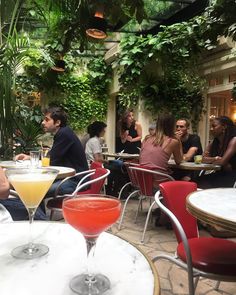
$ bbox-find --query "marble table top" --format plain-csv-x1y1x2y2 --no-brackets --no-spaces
0,160,75,179
102,152,140,159
187,188,236,232
0,222,159,295
168,159,221,171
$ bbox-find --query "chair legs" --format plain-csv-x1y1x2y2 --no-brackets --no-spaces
141,200,156,243
214,281,220,290
118,190,140,230
118,182,131,199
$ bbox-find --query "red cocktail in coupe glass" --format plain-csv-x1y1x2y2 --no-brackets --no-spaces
63,194,121,295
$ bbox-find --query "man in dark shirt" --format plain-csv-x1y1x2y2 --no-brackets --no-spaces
16,106,88,196
173,118,203,180
175,118,202,161
42,106,88,172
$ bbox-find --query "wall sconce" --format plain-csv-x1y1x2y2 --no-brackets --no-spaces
86,11,107,40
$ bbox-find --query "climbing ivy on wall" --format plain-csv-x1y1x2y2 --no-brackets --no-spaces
117,15,210,130
59,57,112,131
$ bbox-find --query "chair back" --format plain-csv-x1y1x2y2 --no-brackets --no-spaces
90,161,103,169
75,168,110,195
129,165,174,196
159,181,198,243
123,162,139,188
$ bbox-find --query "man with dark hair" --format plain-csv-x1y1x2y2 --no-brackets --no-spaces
16,106,88,196
174,118,203,180
175,118,202,161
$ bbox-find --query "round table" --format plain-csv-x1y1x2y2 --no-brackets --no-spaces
0,161,75,179
168,159,221,171
102,152,140,160
0,222,160,295
187,188,236,233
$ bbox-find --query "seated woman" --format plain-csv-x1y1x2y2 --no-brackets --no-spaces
197,116,236,188
85,121,129,196
85,121,107,163
116,109,142,154
140,113,183,174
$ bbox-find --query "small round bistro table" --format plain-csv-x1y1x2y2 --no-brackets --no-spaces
186,188,236,233
0,161,75,179
0,222,160,295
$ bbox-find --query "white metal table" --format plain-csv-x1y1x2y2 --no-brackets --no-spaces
187,188,236,233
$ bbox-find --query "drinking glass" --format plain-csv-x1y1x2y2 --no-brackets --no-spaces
30,150,40,167
194,155,203,164
6,167,58,259
41,148,50,167
63,194,121,295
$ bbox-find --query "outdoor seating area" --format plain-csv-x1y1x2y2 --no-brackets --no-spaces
1,1,236,295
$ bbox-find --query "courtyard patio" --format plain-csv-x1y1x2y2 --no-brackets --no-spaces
113,198,236,295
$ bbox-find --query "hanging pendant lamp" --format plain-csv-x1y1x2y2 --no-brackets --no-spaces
86,11,107,40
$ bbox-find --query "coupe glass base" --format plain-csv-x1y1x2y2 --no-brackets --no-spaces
70,273,110,295
11,243,49,259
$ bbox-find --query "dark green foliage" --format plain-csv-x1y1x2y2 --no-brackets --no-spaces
117,16,209,130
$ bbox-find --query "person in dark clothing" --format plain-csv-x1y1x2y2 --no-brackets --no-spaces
197,116,236,188
175,118,202,161
16,106,88,197
116,109,142,154
173,118,203,180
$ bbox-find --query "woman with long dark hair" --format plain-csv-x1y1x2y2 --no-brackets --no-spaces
199,116,236,188
117,109,142,154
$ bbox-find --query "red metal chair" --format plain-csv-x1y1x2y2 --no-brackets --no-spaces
117,161,140,200
118,165,174,243
153,181,236,295
46,168,110,220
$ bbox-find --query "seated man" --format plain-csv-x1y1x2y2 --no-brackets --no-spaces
16,106,89,197
173,118,203,180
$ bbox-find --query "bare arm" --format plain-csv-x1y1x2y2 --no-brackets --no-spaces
203,138,236,168
183,147,198,161
15,153,30,160
0,168,10,199
127,122,142,143
172,139,183,165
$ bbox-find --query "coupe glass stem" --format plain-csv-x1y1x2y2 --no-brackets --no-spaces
28,208,36,253
85,237,97,288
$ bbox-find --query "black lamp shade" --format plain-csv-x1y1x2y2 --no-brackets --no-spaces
86,16,107,39
51,60,66,72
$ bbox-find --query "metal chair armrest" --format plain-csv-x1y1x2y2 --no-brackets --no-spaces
54,169,95,198
72,169,110,196
9,189,19,198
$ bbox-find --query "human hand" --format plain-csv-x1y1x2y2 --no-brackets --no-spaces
126,135,133,142
175,131,183,139
15,153,30,161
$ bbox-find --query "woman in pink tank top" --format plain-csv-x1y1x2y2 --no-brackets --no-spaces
140,113,183,174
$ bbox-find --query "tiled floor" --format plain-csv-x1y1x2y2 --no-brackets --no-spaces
112,199,236,295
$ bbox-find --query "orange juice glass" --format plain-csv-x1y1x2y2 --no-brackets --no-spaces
41,148,50,167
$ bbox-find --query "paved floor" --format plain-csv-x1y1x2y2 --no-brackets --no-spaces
112,199,236,295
